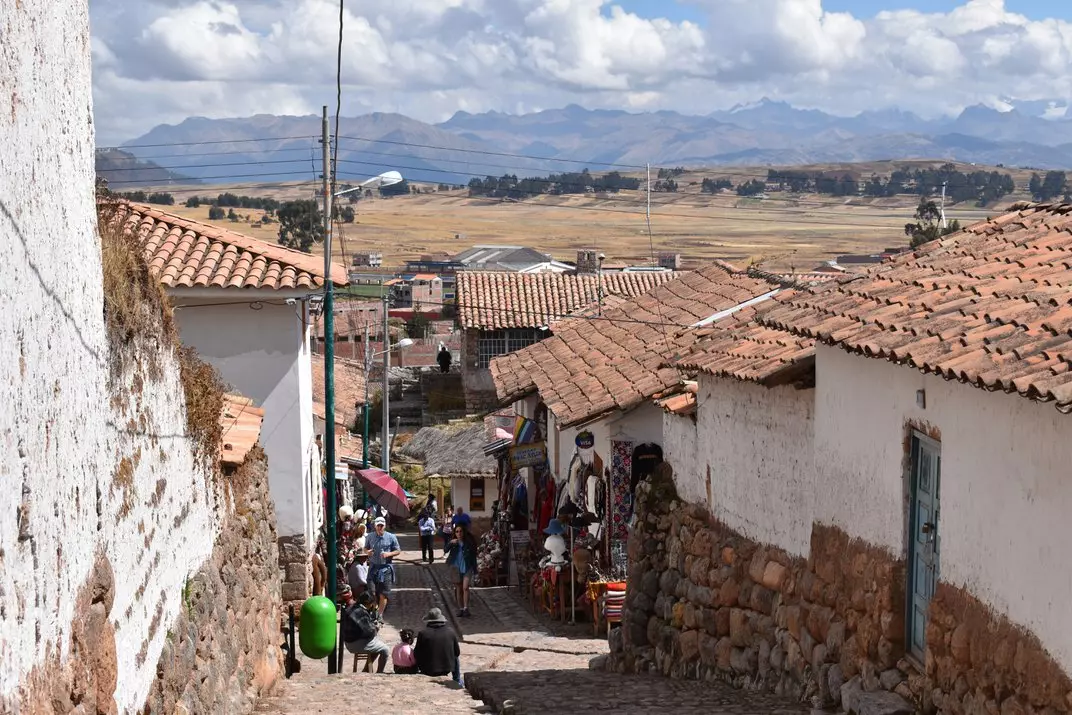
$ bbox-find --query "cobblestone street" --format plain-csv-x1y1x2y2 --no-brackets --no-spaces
255,532,811,715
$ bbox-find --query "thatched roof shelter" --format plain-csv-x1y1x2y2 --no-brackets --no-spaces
398,422,497,478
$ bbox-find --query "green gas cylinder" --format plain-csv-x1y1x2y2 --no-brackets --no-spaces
298,596,337,659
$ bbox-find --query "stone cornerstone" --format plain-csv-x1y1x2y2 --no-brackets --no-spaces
605,469,1072,715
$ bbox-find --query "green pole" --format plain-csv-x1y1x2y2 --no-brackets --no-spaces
362,323,370,469
320,106,338,675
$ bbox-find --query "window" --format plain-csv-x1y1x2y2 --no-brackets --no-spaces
477,328,544,368
469,479,486,512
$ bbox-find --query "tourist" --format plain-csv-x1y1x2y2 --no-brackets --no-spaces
365,516,401,615
414,608,462,686
418,511,437,564
392,628,418,674
340,589,389,673
446,525,477,617
451,506,472,530
347,548,369,598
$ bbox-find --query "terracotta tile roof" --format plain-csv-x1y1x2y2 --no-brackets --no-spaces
654,382,698,416
670,306,816,385
759,202,1072,411
311,354,369,429
457,271,679,330
490,263,782,426
114,202,348,290
220,395,264,466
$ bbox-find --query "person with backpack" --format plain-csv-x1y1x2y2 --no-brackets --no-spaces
340,588,389,673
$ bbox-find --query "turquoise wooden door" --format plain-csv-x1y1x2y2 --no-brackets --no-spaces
907,433,941,661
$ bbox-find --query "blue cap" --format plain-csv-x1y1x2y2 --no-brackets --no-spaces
543,518,565,535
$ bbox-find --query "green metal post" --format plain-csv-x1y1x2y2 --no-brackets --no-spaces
320,105,338,675
362,323,370,469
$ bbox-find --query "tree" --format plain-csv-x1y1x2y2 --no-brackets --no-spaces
276,199,324,253
1030,171,1067,202
904,200,960,248
226,208,239,222
338,205,355,223
736,179,765,197
207,206,225,220
701,178,733,194
185,196,201,208
379,179,410,197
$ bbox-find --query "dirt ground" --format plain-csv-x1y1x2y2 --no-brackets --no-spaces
145,161,1029,273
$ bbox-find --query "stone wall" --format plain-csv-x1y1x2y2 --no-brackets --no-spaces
606,470,1072,714
461,328,499,412
142,447,282,714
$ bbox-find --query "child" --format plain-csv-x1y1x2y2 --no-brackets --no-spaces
392,628,418,674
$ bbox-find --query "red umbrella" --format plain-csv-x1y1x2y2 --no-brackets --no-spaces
355,468,410,518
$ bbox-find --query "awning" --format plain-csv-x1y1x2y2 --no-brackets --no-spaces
483,438,512,456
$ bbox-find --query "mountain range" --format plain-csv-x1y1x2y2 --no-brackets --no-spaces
105,99,1072,187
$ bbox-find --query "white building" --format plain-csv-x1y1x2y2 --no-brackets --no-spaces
118,203,349,599
490,263,786,538
655,204,1072,709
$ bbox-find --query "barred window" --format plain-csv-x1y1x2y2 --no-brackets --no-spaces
478,328,544,368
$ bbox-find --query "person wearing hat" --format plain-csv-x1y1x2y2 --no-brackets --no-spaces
340,589,390,673
413,607,462,686
347,548,370,597
366,516,402,615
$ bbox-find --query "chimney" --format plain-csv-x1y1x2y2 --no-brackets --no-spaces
576,249,599,274
658,252,682,270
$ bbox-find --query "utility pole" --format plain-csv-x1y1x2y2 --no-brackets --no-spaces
382,292,391,474
319,105,338,675
940,181,948,229
362,322,370,469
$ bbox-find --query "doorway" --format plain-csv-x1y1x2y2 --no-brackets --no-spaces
907,432,941,662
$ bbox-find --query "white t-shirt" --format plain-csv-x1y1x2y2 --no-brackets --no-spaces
348,561,369,586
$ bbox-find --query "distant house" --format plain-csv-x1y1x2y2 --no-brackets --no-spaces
454,244,573,273
118,202,348,603
389,273,444,312
399,422,499,529
456,270,678,411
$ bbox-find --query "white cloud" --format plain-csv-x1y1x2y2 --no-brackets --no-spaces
90,0,1072,143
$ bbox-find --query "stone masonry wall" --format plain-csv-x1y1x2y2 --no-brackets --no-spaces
607,469,1072,714
462,328,499,413
143,447,282,714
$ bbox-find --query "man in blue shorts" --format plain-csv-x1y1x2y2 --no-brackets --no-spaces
365,516,402,615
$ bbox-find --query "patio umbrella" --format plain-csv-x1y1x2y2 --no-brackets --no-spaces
355,468,410,518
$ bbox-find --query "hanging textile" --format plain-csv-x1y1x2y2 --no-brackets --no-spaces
610,439,634,539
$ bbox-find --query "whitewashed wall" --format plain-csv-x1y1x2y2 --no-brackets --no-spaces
174,298,316,542
450,477,497,518
814,344,1072,674
0,1,223,710
664,377,817,557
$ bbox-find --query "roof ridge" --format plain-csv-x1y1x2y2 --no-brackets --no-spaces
123,201,348,285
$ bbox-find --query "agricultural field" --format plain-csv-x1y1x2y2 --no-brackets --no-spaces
140,161,1033,273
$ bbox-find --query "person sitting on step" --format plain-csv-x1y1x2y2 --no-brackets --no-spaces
392,628,418,674
340,588,389,673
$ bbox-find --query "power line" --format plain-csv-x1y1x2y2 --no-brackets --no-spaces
103,135,317,150
103,170,322,186
336,134,647,170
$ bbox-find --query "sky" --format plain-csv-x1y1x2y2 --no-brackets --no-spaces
90,0,1072,145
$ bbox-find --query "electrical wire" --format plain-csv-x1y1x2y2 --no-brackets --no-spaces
104,135,318,149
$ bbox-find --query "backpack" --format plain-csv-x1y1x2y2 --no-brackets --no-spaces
341,605,378,643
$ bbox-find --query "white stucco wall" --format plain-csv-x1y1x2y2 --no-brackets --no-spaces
814,344,1072,673
450,477,498,518
0,2,223,709
174,298,316,541
664,377,817,557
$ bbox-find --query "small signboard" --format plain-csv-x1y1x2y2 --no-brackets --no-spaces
510,441,546,469
509,530,531,586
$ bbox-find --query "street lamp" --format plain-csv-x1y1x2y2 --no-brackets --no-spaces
319,102,402,676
